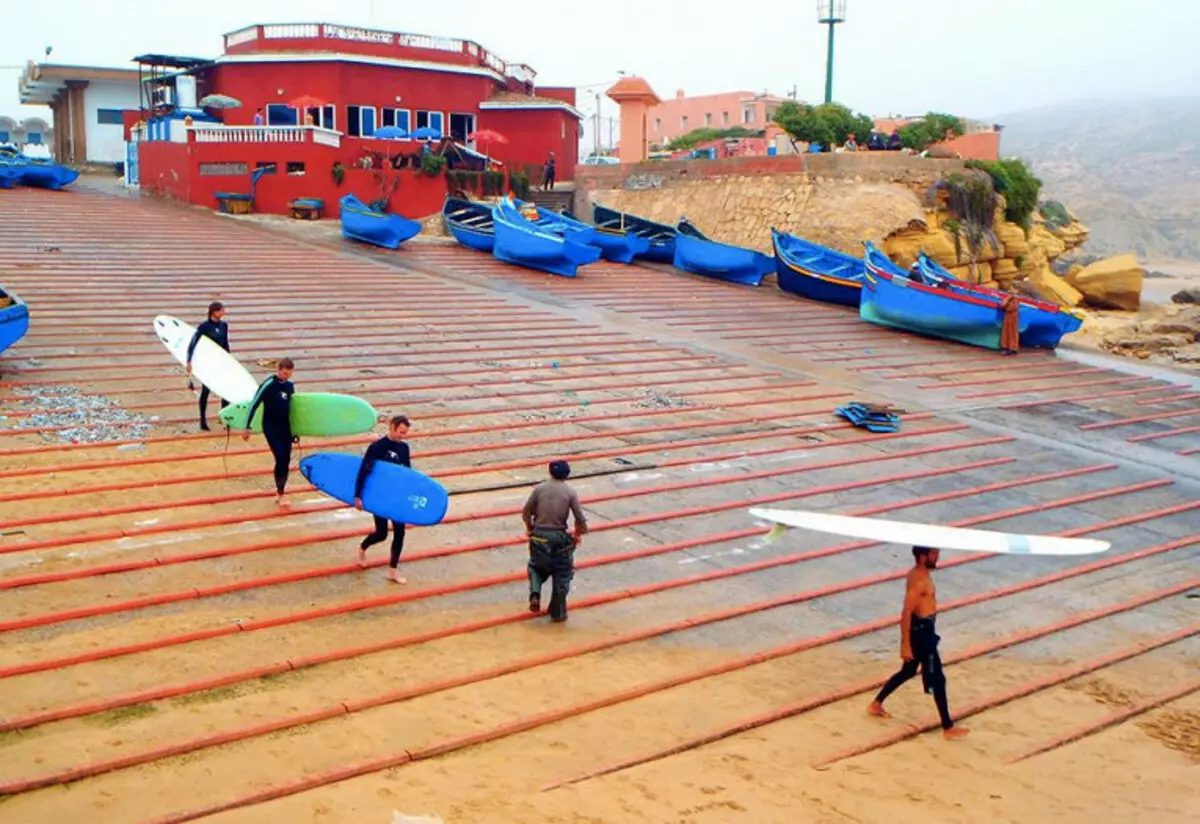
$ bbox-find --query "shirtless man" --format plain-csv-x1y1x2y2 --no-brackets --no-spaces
867,546,969,739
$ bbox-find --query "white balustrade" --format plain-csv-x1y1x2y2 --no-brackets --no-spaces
263,23,320,39
224,26,259,48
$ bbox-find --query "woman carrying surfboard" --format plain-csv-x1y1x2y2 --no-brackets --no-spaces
242,358,297,508
354,414,413,584
186,301,231,431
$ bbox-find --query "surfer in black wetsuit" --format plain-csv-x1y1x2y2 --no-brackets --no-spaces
186,301,230,431
242,358,296,508
354,414,412,584
868,546,969,739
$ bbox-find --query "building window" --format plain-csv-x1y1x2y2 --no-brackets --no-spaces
0,131,9,143
448,112,476,143
265,103,297,126
680,115,688,131
199,162,248,176
704,113,712,127
380,108,411,136
26,132,43,144
286,161,305,175
743,107,754,124
346,105,377,137
654,117,661,133
301,105,335,129
96,108,124,125
722,111,729,125
254,162,277,174
415,110,444,137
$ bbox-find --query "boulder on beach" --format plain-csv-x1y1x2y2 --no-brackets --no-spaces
1071,253,1144,311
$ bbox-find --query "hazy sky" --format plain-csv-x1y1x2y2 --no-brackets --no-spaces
3,0,1197,133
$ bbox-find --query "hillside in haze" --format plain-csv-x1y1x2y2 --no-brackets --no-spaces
997,97,1200,264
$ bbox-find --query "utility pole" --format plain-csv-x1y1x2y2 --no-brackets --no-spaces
594,91,601,156
817,0,846,104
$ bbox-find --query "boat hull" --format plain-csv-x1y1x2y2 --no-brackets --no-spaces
339,194,421,250
0,288,31,356
771,228,863,307
17,162,79,191
593,204,676,263
492,201,601,278
673,225,772,286
443,196,495,252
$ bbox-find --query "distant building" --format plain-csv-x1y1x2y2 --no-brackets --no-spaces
872,114,1003,161
0,115,53,151
17,62,141,163
647,89,788,146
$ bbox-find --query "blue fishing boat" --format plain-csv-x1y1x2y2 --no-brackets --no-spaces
673,219,773,286
770,228,865,307
492,197,601,278
17,159,79,191
915,252,1083,349
517,201,649,263
0,160,21,189
339,194,422,250
862,241,1021,350
442,196,494,252
0,286,30,356
593,204,676,263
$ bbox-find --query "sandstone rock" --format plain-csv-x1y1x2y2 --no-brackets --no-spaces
1074,254,1144,311
1029,267,1083,308
992,258,1019,281
1171,286,1200,304
1029,224,1067,260
1067,264,1084,282
884,229,959,269
994,221,1030,259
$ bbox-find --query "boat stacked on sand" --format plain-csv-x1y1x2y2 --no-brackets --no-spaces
338,194,422,250
490,196,602,278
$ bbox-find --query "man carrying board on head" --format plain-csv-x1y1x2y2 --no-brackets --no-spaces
354,414,412,584
186,301,230,432
242,358,296,508
522,460,588,623
867,545,969,739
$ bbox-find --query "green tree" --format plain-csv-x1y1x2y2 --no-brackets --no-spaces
928,171,999,283
771,101,874,149
898,112,966,151
668,125,761,151
965,158,1042,230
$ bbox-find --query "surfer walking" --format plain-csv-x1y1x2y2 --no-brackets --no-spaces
521,460,588,622
867,545,969,739
242,358,296,508
354,414,412,584
186,301,230,431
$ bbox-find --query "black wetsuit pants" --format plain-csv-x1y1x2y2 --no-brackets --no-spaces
361,516,406,568
874,614,954,730
528,528,575,621
198,385,228,426
263,425,292,495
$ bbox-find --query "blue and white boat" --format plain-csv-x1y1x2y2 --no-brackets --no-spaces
673,219,773,286
339,194,422,250
442,195,494,252
771,228,865,307
491,197,601,278
593,204,676,263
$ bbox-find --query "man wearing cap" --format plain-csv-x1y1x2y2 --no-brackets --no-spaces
522,459,588,622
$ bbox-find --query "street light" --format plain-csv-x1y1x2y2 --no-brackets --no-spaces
817,0,846,104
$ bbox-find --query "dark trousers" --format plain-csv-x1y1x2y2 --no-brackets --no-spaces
198,385,229,425
874,615,954,729
361,515,406,568
528,528,575,620
263,426,292,495
543,170,555,190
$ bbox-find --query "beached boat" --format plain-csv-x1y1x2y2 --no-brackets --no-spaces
593,204,676,263
915,252,1083,349
770,228,865,307
0,160,21,189
17,160,79,191
862,241,1025,350
442,196,495,252
491,198,601,278
338,194,422,250
0,286,30,356
673,219,773,286
521,202,649,263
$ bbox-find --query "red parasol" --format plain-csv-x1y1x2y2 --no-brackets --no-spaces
288,95,327,124
468,128,508,166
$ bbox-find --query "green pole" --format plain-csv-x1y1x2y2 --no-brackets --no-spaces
824,21,835,104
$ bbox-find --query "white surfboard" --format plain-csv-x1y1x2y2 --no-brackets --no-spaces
153,315,259,404
748,507,1111,556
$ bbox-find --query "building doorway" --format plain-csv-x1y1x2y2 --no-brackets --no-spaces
449,112,475,144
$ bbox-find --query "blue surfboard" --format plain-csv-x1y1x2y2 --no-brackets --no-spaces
299,452,449,526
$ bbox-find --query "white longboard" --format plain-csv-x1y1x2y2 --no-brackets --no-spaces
153,315,259,404
748,507,1111,556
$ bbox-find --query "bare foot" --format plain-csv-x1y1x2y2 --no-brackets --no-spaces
276,495,292,508
867,701,892,719
356,548,367,567
943,726,970,740
389,571,407,584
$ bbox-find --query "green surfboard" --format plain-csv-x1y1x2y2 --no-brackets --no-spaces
219,392,378,437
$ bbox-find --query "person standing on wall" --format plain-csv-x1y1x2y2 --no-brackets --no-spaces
242,358,297,508
186,301,231,432
543,152,557,191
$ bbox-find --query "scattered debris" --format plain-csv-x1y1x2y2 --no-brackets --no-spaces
634,390,695,409
10,385,155,444
835,401,904,433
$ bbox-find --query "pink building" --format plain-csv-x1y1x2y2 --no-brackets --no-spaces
646,89,787,146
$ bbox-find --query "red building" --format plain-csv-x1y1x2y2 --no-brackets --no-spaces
136,22,582,217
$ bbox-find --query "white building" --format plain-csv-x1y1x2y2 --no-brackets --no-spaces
17,62,141,164
0,116,52,150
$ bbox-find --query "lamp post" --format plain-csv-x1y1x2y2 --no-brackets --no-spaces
817,0,846,104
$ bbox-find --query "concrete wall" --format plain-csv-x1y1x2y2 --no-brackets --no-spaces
84,80,139,163
575,153,966,256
